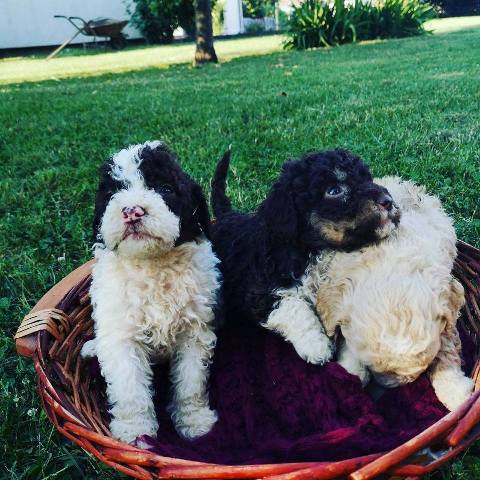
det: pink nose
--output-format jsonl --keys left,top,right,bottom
{"left": 122, "top": 206, "right": 146, "bottom": 222}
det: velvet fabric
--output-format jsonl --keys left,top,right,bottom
{"left": 134, "top": 322, "right": 473, "bottom": 464}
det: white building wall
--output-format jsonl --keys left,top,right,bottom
{"left": 0, "top": 0, "right": 142, "bottom": 49}
{"left": 223, "top": 0, "right": 244, "bottom": 35}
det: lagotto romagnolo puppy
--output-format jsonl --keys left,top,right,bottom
{"left": 315, "top": 177, "right": 474, "bottom": 411}
{"left": 81, "top": 141, "right": 221, "bottom": 444}
{"left": 211, "top": 149, "right": 400, "bottom": 364}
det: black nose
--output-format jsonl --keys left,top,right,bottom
{"left": 378, "top": 193, "right": 393, "bottom": 211}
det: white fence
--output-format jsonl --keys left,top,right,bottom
{"left": 0, "top": 0, "right": 141, "bottom": 49}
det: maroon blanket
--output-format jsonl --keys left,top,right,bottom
{"left": 132, "top": 323, "right": 473, "bottom": 464}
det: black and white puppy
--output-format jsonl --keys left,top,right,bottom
{"left": 81, "top": 141, "right": 221, "bottom": 444}
{"left": 211, "top": 149, "right": 400, "bottom": 365}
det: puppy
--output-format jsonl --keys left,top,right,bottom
{"left": 81, "top": 141, "right": 221, "bottom": 443}
{"left": 315, "top": 177, "right": 474, "bottom": 411}
{"left": 211, "top": 149, "right": 400, "bottom": 364}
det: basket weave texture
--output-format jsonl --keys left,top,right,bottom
{"left": 15, "top": 241, "right": 480, "bottom": 480}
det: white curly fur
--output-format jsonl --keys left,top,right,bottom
{"left": 315, "top": 177, "right": 473, "bottom": 411}
{"left": 82, "top": 143, "right": 220, "bottom": 444}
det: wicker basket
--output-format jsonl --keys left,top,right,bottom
{"left": 15, "top": 241, "right": 480, "bottom": 480}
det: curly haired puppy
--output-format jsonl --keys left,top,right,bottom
{"left": 81, "top": 141, "right": 221, "bottom": 444}
{"left": 211, "top": 149, "right": 400, "bottom": 364}
{"left": 315, "top": 177, "right": 474, "bottom": 411}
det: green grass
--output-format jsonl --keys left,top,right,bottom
{"left": 1, "top": 17, "right": 480, "bottom": 479}
{"left": 0, "top": 35, "right": 284, "bottom": 85}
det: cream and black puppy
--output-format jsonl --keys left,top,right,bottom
{"left": 315, "top": 177, "right": 473, "bottom": 411}
{"left": 81, "top": 141, "right": 221, "bottom": 444}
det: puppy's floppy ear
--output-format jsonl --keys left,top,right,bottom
{"left": 192, "top": 183, "right": 212, "bottom": 240}
{"left": 258, "top": 160, "right": 298, "bottom": 243}
{"left": 92, "top": 162, "right": 116, "bottom": 243}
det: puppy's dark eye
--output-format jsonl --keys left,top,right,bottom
{"left": 157, "top": 184, "right": 174, "bottom": 194}
{"left": 325, "top": 185, "right": 345, "bottom": 198}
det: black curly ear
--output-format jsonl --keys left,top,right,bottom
{"left": 258, "top": 161, "right": 298, "bottom": 243}
{"left": 192, "top": 183, "right": 212, "bottom": 241}
{"left": 92, "top": 162, "right": 117, "bottom": 243}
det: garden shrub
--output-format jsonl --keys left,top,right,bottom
{"left": 429, "top": 0, "right": 480, "bottom": 17}
{"left": 243, "top": 0, "right": 276, "bottom": 19}
{"left": 212, "top": 0, "right": 225, "bottom": 35}
{"left": 177, "top": 0, "right": 196, "bottom": 37}
{"left": 128, "top": 0, "right": 196, "bottom": 43}
{"left": 284, "top": 0, "right": 437, "bottom": 50}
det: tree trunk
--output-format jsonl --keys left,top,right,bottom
{"left": 193, "top": 0, "right": 218, "bottom": 66}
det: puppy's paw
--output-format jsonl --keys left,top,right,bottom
{"left": 110, "top": 416, "right": 159, "bottom": 444}
{"left": 174, "top": 405, "right": 218, "bottom": 440}
{"left": 338, "top": 355, "right": 370, "bottom": 387}
{"left": 432, "top": 369, "right": 474, "bottom": 411}
{"left": 80, "top": 339, "right": 97, "bottom": 359}
{"left": 292, "top": 330, "right": 333, "bottom": 365}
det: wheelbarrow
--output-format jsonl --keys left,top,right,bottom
{"left": 47, "top": 15, "right": 129, "bottom": 60}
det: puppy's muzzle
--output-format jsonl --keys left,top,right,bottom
{"left": 377, "top": 193, "right": 393, "bottom": 212}
{"left": 367, "top": 187, "right": 400, "bottom": 226}
{"left": 378, "top": 193, "right": 400, "bottom": 221}
{"left": 122, "top": 205, "right": 146, "bottom": 223}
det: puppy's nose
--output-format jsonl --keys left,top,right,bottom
{"left": 122, "top": 206, "right": 146, "bottom": 222}
{"left": 377, "top": 193, "right": 393, "bottom": 211}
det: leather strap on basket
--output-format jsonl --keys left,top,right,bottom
{"left": 15, "top": 308, "right": 69, "bottom": 343}
{"left": 15, "top": 259, "right": 95, "bottom": 358}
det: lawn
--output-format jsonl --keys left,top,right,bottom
{"left": 2, "top": 16, "right": 480, "bottom": 85}
{"left": 1, "top": 17, "right": 480, "bottom": 479}
{"left": 0, "top": 35, "right": 284, "bottom": 85}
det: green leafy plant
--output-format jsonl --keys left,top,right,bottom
{"left": 177, "top": 0, "right": 196, "bottom": 37}
{"left": 284, "top": 0, "right": 436, "bottom": 50}
{"left": 372, "top": 0, "right": 438, "bottom": 38}
{"left": 243, "top": 0, "right": 276, "bottom": 19}
{"left": 128, "top": 0, "right": 196, "bottom": 44}
{"left": 212, "top": 0, "right": 225, "bottom": 35}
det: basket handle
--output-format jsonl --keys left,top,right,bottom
{"left": 15, "top": 259, "right": 95, "bottom": 358}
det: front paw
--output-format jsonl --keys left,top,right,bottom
{"left": 338, "top": 356, "right": 370, "bottom": 387}
{"left": 109, "top": 416, "right": 159, "bottom": 445}
{"left": 173, "top": 405, "right": 218, "bottom": 440}
{"left": 432, "top": 370, "right": 474, "bottom": 411}
{"left": 292, "top": 329, "right": 333, "bottom": 365}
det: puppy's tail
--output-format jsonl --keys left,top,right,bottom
{"left": 211, "top": 147, "right": 233, "bottom": 218}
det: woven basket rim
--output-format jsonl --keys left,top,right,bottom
{"left": 15, "top": 240, "right": 480, "bottom": 480}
